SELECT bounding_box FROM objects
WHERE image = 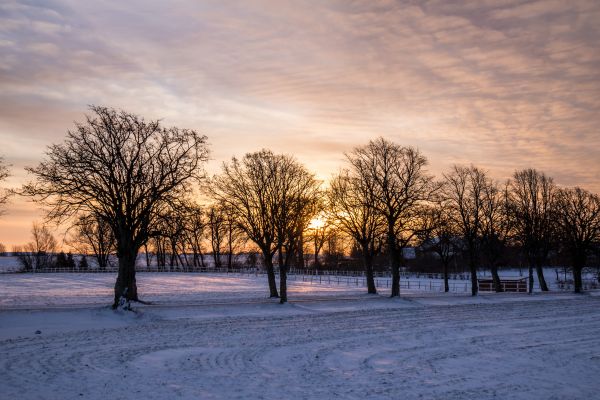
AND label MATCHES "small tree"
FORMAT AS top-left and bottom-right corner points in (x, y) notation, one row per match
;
(207, 204), (227, 269)
(508, 169), (554, 292)
(328, 170), (385, 293)
(480, 180), (513, 292)
(444, 165), (487, 296)
(55, 251), (68, 269)
(274, 170), (320, 303)
(0, 156), (10, 215)
(554, 187), (600, 293)
(79, 255), (89, 270)
(67, 252), (76, 269)
(69, 213), (116, 270)
(23, 106), (209, 308)
(181, 202), (207, 269)
(418, 200), (459, 292)
(305, 212), (333, 271)
(17, 222), (57, 271)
